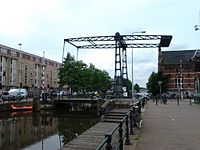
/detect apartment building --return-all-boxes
[0,44,61,93]
[158,48,200,96]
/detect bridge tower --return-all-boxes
[114,32,128,98]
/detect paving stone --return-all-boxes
[134,99,200,150]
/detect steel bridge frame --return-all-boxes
[64,32,172,98]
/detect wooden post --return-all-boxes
[33,96,40,112]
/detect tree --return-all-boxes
[59,53,88,92]
[87,64,111,95]
[134,83,140,93]
[146,71,169,96]
[127,79,132,96]
[58,53,76,88]
[59,53,111,95]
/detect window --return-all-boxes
[1,48,7,55]
[195,62,200,72]
[11,51,17,57]
[175,78,183,89]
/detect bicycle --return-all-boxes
[133,104,143,129]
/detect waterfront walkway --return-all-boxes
[61,107,132,150]
[127,99,200,150]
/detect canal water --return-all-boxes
[0,107,100,150]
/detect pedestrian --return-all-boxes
[188,90,192,105]
[152,95,155,102]
[162,93,167,104]
[155,95,158,105]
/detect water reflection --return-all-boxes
[0,107,99,150]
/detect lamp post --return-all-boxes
[18,43,22,87]
[157,81,162,101]
[18,43,22,96]
[194,25,200,31]
[131,31,146,99]
[195,10,200,31]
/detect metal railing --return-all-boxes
[96,101,141,150]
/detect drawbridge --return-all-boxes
[63,32,172,98]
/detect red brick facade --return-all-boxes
[158,49,200,96]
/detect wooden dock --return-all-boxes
[61,108,132,150]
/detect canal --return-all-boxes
[0,106,100,150]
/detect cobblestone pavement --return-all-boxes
[126,99,200,150]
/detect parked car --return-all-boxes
[2,91,14,101]
[8,88,27,98]
[40,92,49,101]
[57,91,68,96]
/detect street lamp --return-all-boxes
[195,10,200,31]
[194,25,200,31]
[132,31,146,99]
[157,81,162,101]
[18,43,22,96]
[18,43,22,50]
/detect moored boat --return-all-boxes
[10,104,33,111]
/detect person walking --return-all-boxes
[188,90,192,105]
[162,93,167,104]
[155,95,158,105]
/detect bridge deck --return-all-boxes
[54,99,96,103]
[61,108,130,150]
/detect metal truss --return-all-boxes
[64,32,172,98]
[65,35,170,43]
[73,43,159,49]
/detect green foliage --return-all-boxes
[127,79,132,92]
[134,83,140,93]
[58,53,111,94]
[146,71,169,96]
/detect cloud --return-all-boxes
[0,0,200,88]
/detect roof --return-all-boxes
[191,50,200,61]
[161,50,196,64]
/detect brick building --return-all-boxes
[0,44,61,93]
[158,48,200,98]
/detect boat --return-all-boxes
[10,104,33,111]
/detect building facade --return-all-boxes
[0,44,61,93]
[158,48,200,98]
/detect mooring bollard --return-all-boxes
[177,97,179,106]
[33,96,40,112]
[189,97,192,106]
[156,98,158,105]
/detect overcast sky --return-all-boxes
[0,0,200,87]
